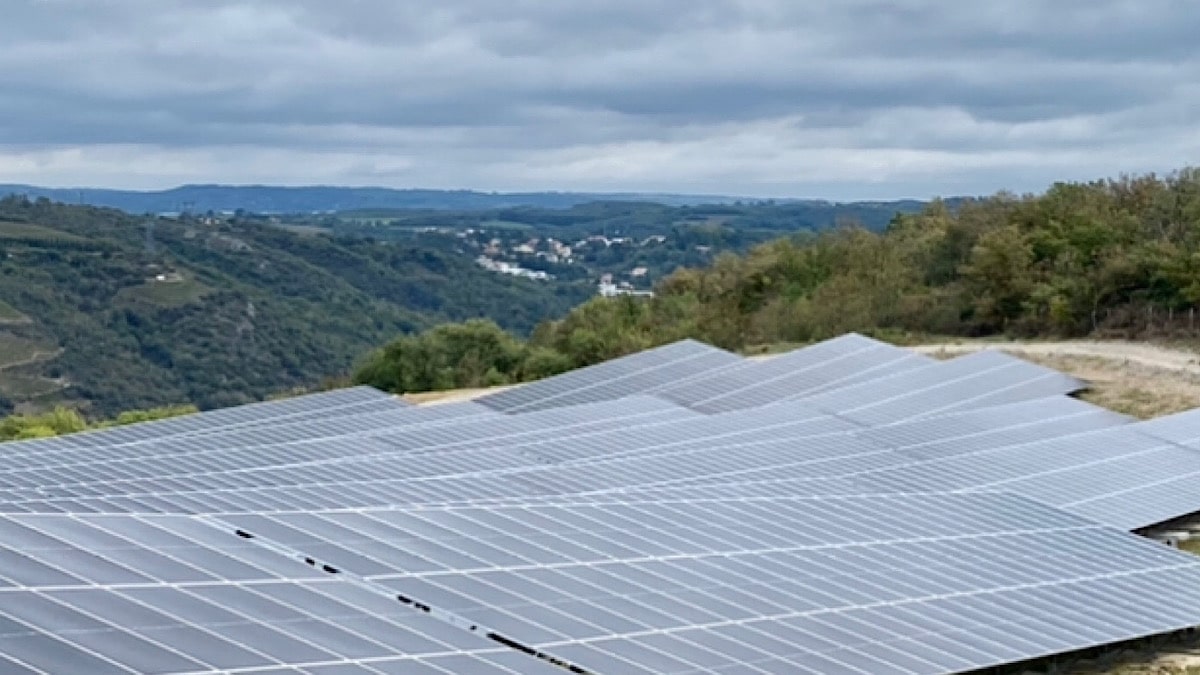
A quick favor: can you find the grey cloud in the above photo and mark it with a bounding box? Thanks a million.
[0,0,1196,198]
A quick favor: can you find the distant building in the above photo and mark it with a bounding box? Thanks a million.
[476,256,552,281]
[629,267,648,278]
[598,281,654,298]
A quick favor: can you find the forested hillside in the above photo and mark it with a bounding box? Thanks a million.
[0,197,589,416]
[355,169,1200,393]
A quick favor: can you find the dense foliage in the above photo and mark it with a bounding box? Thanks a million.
[353,319,571,392]
[0,404,197,441]
[0,197,589,416]
[624,168,1200,349]
[356,169,1200,392]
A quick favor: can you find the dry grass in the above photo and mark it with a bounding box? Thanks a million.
[1065,644,1200,674]
[1025,353,1200,419]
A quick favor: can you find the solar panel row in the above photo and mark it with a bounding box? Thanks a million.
[658,333,936,413]
[4,333,1200,675]
[226,494,1200,675]
[0,513,562,674]
[476,339,745,413]
[0,395,1121,516]
[4,386,402,454]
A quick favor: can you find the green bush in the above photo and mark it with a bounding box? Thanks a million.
[0,403,196,441]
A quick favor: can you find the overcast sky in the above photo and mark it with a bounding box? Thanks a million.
[1,1,1197,199]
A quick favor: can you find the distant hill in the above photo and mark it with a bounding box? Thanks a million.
[0,184,753,214]
[0,183,932,216]
[0,197,591,417]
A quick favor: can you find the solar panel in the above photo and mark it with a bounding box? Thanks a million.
[224,493,1200,675]
[0,397,698,510]
[0,395,1133,518]
[3,386,403,455]
[792,349,1088,425]
[610,416,1200,532]
[477,339,744,413]
[0,401,498,480]
[440,397,1132,508]
[853,395,1132,458]
[1136,407,1200,446]
[0,513,562,674]
[660,333,936,413]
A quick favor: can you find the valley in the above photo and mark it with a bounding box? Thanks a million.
[0,194,912,417]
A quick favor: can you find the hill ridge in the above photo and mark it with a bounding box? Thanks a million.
[0,183,930,214]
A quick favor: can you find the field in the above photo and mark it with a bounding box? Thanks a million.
[0,332,58,370]
[275,224,329,236]
[0,332,66,406]
[114,275,210,307]
[478,219,535,231]
[0,372,65,400]
[0,299,28,323]
[0,221,87,243]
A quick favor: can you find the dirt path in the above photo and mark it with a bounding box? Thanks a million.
[913,339,1200,373]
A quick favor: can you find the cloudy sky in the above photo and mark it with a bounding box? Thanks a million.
[1,1,1197,199]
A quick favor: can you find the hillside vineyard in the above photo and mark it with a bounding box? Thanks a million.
[6,334,1200,673]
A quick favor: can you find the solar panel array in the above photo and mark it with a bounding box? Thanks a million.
[231,494,1200,675]
[6,333,1200,674]
[475,339,745,413]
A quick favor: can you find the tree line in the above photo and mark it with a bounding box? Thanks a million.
[355,168,1200,393]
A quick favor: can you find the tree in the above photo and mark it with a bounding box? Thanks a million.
[960,225,1035,331]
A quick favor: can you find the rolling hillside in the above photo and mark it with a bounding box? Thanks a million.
[0,196,591,417]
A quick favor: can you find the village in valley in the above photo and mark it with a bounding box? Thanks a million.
[466,228,677,296]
